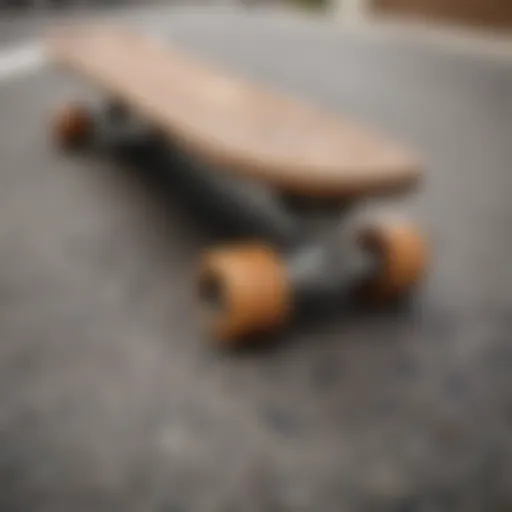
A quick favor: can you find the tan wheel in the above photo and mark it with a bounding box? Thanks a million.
[359,220,428,302]
[52,102,94,149]
[198,244,291,346]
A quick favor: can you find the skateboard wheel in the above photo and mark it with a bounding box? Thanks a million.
[360,221,428,302]
[198,244,291,346]
[52,102,94,149]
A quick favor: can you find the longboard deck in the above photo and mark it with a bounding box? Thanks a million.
[47,25,422,198]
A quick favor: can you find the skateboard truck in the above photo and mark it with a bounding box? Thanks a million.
[197,217,426,344]
[49,27,428,347]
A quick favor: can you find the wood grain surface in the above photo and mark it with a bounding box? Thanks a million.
[47,25,422,198]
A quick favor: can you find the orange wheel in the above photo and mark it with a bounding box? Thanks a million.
[52,102,94,149]
[197,244,291,346]
[359,220,428,302]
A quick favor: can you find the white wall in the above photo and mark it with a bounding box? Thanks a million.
[332,0,370,20]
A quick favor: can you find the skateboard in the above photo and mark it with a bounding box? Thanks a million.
[47,25,428,346]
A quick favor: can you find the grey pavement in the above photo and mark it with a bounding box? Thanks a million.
[0,6,512,511]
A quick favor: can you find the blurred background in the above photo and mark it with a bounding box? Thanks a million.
[1,0,512,30]
[0,1,510,512]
